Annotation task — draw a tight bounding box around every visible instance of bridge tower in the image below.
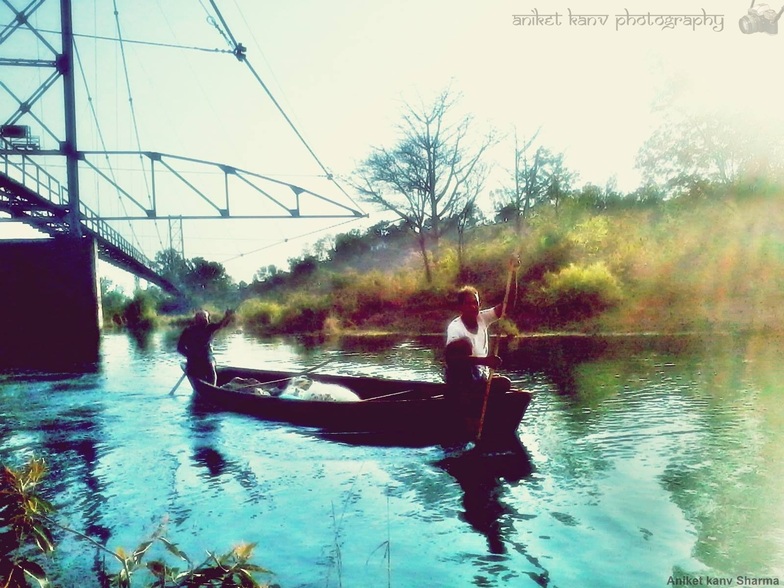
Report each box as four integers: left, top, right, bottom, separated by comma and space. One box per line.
0, 0, 100, 368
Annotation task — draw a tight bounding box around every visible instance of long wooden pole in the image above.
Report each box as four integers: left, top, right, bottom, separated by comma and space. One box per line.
169, 372, 187, 395
475, 261, 516, 442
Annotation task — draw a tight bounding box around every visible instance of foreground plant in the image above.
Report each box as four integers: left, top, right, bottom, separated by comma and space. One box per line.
0, 458, 54, 587
0, 458, 276, 588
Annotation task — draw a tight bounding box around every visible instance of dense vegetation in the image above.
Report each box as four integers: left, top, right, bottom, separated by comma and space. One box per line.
102, 178, 784, 337
102, 91, 784, 337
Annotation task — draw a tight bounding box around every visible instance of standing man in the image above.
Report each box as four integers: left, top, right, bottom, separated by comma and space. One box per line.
177, 309, 234, 385
445, 286, 512, 396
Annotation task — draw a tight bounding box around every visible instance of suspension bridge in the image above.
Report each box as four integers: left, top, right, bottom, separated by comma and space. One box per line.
0, 0, 366, 367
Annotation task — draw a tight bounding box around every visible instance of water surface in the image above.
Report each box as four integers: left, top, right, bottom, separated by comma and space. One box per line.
1, 330, 783, 587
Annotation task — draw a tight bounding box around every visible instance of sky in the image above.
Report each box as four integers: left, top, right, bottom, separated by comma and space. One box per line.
2, 0, 784, 289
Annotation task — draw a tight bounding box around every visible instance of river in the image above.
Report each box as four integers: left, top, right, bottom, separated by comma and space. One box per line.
1, 330, 783, 587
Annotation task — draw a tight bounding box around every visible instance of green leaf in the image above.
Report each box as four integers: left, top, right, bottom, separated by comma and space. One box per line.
31, 524, 55, 553
19, 559, 50, 587
237, 568, 261, 588
145, 560, 167, 578
241, 564, 272, 574
132, 540, 154, 564
159, 537, 191, 563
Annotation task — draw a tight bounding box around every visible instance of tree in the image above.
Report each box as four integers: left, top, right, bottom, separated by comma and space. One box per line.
182, 257, 235, 305
635, 111, 784, 198
153, 249, 238, 307
354, 89, 496, 282
495, 130, 540, 232
495, 136, 576, 224
254, 264, 280, 283
540, 150, 576, 214
100, 278, 130, 325
332, 229, 372, 264
447, 199, 485, 271
153, 248, 191, 287
287, 254, 319, 283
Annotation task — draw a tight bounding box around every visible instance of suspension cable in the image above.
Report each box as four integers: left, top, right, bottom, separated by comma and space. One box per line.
220, 217, 363, 264
203, 0, 365, 214
111, 0, 165, 252
37, 28, 233, 54
73, 39, 159, 253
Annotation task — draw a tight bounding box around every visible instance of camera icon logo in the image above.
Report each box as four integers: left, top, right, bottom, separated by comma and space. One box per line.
739, 0, 784, 33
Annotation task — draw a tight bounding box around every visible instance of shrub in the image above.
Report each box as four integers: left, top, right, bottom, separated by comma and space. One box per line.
517, 230, 573, 284
568, 215, 610, 257
530, 262, 623, 324
239, 299, 285, 330
0, 458, 274, 588
277, 292, 333, 334
123, 291, 159, 329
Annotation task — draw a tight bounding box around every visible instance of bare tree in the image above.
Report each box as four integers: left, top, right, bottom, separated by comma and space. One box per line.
354, 89, 496, 282
506, 129, 541, 232
495, 131, 575, 226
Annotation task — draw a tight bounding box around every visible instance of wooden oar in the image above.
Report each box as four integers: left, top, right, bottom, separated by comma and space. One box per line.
476, 258, 518, 442
169, 371, 187, 395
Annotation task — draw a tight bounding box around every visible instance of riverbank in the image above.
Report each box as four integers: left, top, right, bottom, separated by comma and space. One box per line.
104, 190, 784, 341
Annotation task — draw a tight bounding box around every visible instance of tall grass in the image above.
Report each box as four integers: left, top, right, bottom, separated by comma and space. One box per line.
236, 190, 784, 335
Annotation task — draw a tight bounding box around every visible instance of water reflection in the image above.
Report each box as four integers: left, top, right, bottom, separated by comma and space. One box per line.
3, 330, 784, 585
126, 325, 156, 352
507, 332, 784, 578
436, 446, 534, 555
192, 446, 229, 478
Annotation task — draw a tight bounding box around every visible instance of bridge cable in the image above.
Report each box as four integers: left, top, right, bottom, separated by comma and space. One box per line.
111, 0, 166, 254
227, 0, 299, 160
37, 28, 234, 55
202, 0, 365, 214
73, 39, 148, 253
220, 217, 363, 265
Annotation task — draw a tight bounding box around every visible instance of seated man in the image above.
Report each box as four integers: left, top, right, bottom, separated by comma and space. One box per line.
445, 286, 511, 397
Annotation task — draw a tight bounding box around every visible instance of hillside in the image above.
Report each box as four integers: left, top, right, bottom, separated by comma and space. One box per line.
235, 188, 784, 337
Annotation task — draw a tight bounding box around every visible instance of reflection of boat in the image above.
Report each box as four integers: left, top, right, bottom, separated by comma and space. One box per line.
186, 365, 532, 448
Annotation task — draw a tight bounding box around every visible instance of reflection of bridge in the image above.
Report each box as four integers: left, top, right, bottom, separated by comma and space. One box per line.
0, 0, 366, 367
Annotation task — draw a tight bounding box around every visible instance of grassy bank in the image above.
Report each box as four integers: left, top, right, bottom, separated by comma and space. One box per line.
226, 190, 784, 337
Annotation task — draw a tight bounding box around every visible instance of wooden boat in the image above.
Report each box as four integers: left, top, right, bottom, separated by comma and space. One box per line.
186, 365, 532, 449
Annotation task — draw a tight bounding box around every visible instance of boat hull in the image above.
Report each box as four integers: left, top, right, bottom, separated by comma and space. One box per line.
187, 366, 532, 448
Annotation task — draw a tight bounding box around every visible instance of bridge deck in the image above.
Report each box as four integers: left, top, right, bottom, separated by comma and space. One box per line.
0, 157, 178, 294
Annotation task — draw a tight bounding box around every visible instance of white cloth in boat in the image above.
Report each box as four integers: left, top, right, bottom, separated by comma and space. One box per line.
280, 377, 360, 402
222, 377, 273, 396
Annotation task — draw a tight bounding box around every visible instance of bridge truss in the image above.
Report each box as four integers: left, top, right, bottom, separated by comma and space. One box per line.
0, 0, 367, 293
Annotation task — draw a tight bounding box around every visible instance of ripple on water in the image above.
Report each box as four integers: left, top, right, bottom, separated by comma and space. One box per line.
2, 331, 784, 586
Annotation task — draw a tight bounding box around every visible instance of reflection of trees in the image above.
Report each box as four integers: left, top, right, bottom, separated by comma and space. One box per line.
37, 400, 110, 582
658, 334, 784, 575
505, 333, 784, 575
336, 334, 409, 355
127, 324, 155, 352
503, 334, 703, 399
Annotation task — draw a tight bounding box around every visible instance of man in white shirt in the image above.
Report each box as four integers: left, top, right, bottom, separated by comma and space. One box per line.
445, 285, 511, 396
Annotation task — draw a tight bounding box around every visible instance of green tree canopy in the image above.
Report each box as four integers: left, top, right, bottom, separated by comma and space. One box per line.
635, 111, 784, 197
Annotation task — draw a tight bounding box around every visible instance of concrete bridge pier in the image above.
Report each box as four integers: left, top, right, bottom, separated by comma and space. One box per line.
0, 237, 102, 369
